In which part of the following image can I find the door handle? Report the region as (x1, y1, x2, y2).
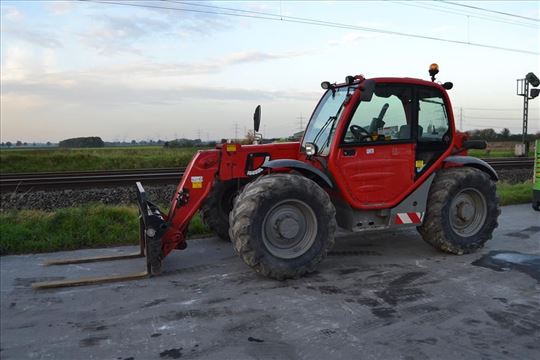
(343, 149, 356, 156)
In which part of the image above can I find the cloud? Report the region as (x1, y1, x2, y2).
(45, 1, 74, 15)
(80, 15, 172, 55)
(1, 26, 62, 48)
(327, 27, 387, 47)
(79, 2, 234, 55)
(2, 5, 23, 21)
(56, 49, 311, 78)
(0, 46, 58, 81)
(222, 51, 296, 65)
(138, 0, 233, 35)
(2, 73, 318, 106)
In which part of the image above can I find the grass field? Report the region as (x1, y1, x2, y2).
(0, 146, 204, 173)
(0, 204, 210, 255)
(0, 182, 534, 255)
(497, 181, 533, 206)
(1, 141, 530, 174)
(468, 149, 514, 158)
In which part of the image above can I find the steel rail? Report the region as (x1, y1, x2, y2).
(0, 167, 185, 179)
(0, 158, 533, 193)
(0, 168, 185, 192)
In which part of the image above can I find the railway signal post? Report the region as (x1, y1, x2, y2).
(516, 72, 540, 157)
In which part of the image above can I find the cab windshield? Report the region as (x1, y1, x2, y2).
(302, 85, 357, 156)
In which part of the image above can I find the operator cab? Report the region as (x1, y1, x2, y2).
(301, 65, 455, 207)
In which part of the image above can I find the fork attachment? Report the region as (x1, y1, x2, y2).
(32, 182, 168, 289)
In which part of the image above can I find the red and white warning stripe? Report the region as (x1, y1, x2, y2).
(395, 212, 424, 225)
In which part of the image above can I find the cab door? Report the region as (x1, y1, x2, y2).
(415, 86, 452, 177)
(331, 84, 415, 208)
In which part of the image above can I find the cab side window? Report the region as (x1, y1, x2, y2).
(343, 85, 413, 143)
(418, 88, 449, 142)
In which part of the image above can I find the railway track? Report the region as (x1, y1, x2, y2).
(0, 168, 186, 192)
(0, 158, 533, 193)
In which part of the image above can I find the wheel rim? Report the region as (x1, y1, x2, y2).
(449, 188, 487, 237)
(262, 199, 318, 259)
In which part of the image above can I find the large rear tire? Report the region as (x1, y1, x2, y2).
(199, 180, 241, 241)
(418, 167, 500, 254)
(229, 173, 336, 280)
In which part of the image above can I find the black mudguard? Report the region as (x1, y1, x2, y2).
(444, 156, 498, 181)
(262, 159, 333, 188)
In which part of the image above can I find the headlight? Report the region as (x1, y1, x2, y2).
(305, 143, 318, 156)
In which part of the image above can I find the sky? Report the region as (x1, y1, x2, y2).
(1, 0, 539, 143)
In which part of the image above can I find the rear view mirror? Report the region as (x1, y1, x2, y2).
(360, 80, 375, 102)
(253, 105, 261, 132)
(463, 140, 487, 150)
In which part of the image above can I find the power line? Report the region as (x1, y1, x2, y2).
(463, 116, 524, 121)
(392, 1, 537, 28)
(453, 107, 540, 112)
(440, 1, 540, 22)
(457, 107, 524, 111)
(462, 122, 538, 130)
(82, 0, 539, 55)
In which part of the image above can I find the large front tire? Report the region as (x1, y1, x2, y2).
(418, 167, 500, 254)
(229, 173, 336, 280)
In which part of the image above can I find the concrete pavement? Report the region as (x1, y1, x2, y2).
(1, 204, 539, 359)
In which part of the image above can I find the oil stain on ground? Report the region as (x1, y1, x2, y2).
(505, 226, 540, 239)
(159, 347, 183, 359)
(472, 251, 540, 282)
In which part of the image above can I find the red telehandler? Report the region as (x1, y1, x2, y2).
(33, 64, 500, 289)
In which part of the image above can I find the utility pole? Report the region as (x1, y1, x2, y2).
(460, 107, 463, 131)
(234, 122, 239, 141)
(516, 72, 540, 156)
(296, 113, 305, 132)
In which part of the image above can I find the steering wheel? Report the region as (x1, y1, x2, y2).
(350, 125, 371, 141)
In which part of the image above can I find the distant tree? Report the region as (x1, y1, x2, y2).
(481, 128, 497, 140)
(241, 130, 256, 145)
(46, 141, 51, 146)
(499, 128, 511, 140)
(58, 136, 104, 148)
(16, 140, 22, 146)
(165, 138, 193, 148)
(131, 140, 137, 144)
(164, 138, 213, 148)
(468, 128, 497, 140)
(6, 141, 12, 147)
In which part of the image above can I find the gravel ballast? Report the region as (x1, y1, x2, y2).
(0, 169, 532, 212)
(1, 185, 177, 212)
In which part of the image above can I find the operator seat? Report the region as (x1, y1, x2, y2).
(398, 125, 411, 139)
(398, 125, 423, 139)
